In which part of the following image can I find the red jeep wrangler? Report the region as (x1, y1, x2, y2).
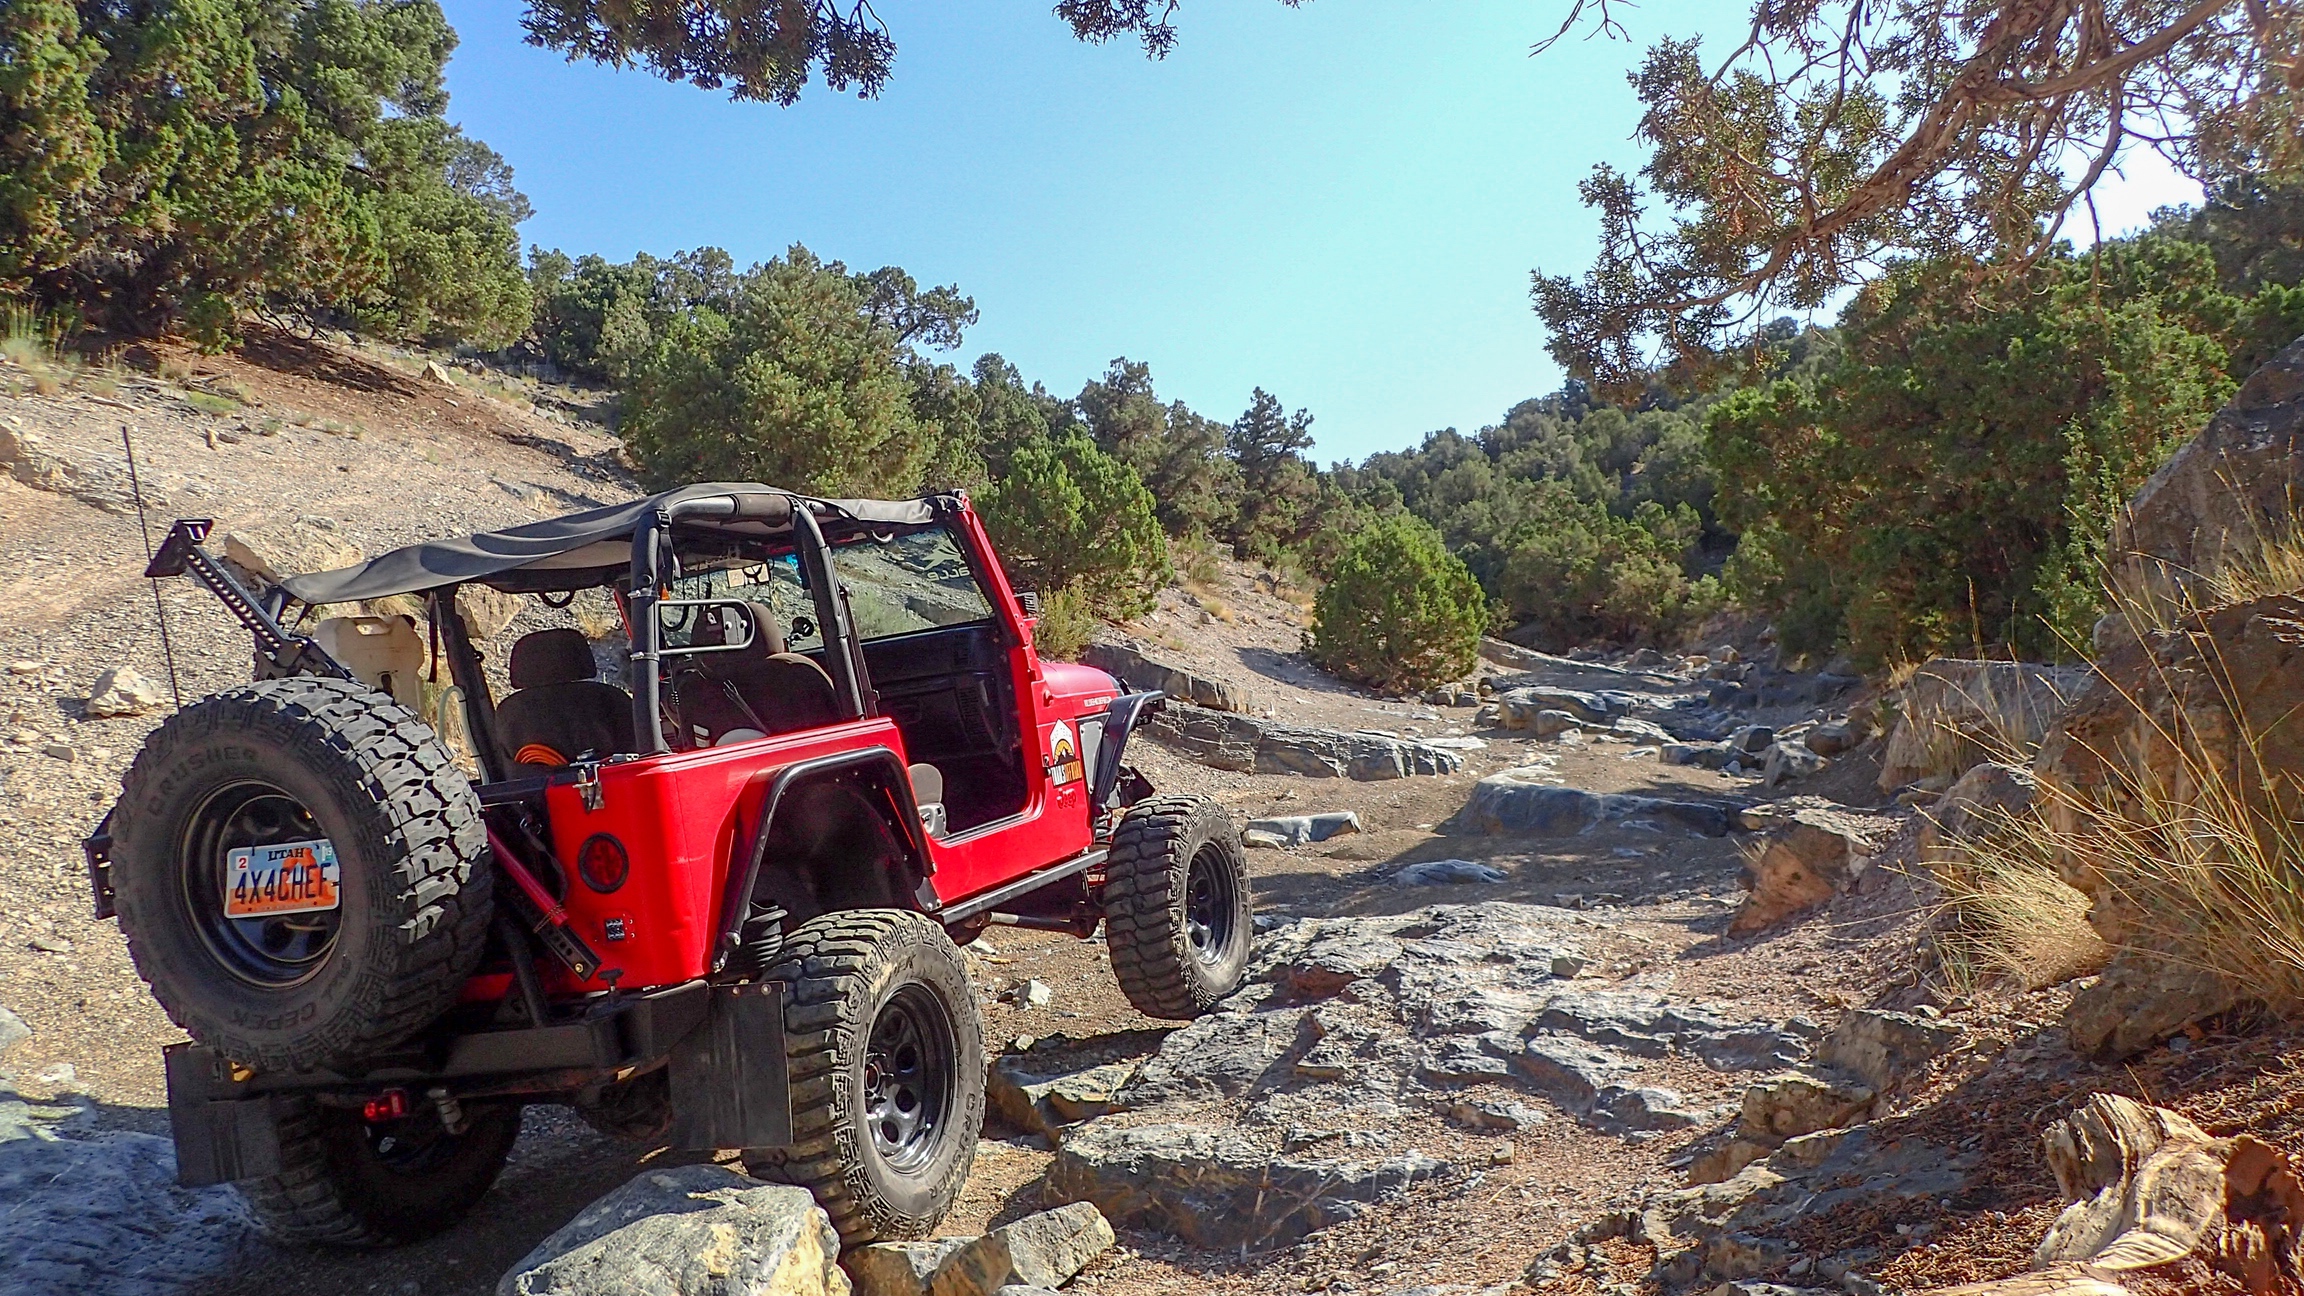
(84, 484, 1251, 1247)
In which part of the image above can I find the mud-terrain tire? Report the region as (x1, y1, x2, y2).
(241, 1096, 521, 1246)
(741, 910, 983, 1245)
(110, 678, 493, 1074)
(1101, 794, 1253, 1019)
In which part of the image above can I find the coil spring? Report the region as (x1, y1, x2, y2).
(733, 904, 788, 979)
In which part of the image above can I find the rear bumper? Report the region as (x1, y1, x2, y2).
(165, 978, 790, 1186)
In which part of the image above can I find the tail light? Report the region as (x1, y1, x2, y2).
(363, 1089, 410, 1123)
(577, 833, 629, 894)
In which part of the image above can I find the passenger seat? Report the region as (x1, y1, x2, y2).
(495, 628, 634, 768)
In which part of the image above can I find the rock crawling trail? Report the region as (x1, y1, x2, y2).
(9, 332, 2288, 1296)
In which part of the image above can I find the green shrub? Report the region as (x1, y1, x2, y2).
(618, 246, 935, 497)
(0, 0, 530, 347)
(1707, 237, 2246, 665)
(976, 432, 1170, 619)
(1028, 585, 1098, 662)
(1308, 514, 1486, 692)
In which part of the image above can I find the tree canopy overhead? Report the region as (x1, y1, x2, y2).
(1530, 0, 2303, 394)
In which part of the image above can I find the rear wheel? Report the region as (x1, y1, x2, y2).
(110, 678, 492, 1073)
(1101, 794, 1254, 1018)
(741, 910, 983, 1245)
(241, 1097, 521, 1247)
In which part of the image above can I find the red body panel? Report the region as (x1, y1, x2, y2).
(521, 497, 1128, 996)
(543, 718, 910, 991)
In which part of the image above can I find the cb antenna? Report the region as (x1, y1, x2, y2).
(121, 424, 183, 709)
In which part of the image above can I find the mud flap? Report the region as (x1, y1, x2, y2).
(165, 1044, 283, 1186)
(667, 982, 793, 1150)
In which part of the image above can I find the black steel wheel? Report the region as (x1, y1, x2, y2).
(178, 783, 342, 987)
(741, 910, 984, 1245)
(1102, 794, 1255, 1019)
(863, 985, 955, 1173)
(1183, 841, 1241, 971)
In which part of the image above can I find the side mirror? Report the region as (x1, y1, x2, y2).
(657, 599, 758, 657)
(1015, 590, 1043, 618)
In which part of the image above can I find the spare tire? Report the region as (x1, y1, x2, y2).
(111, 677, 492, 1073)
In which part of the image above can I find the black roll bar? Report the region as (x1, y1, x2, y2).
(627, 496, 877, 754)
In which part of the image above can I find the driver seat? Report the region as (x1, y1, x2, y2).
(496, 629, 633, 768)
(679, 604, 842, 743)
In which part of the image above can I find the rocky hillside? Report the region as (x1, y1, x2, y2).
(5, 331, 2304, 1296)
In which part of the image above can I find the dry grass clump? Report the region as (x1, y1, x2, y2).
(2031, 717, 2304, 1008)
(2012, 527, 2304, 1011)
(1931, 809, 2110, 994)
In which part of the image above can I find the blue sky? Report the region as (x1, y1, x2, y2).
(434, 0, 2200, 465)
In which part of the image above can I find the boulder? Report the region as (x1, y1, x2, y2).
(218, 519, 363, 593)
(1583, 1124, 1980, 1287)
(1243, 812, 1361, 846)
(84, 666, 166, 718)
(0, 422, 159, 515)
(0, 1116, 253, 1296)
(1730, 807, 1895, 935)
(1149, 705, 1461, 780)
(1760, 741, 1826, 787)
(925, 1203, 1112, 1296)
(1802, 717, 1868, 758)
(2036, 591, 2304, 942)
(845, 1242, 968, 1296)
(1496, 686, 1620, 728)
(1046, 1122, 1443, 1250)
(1390, 858, 1508, 887)
(987, 1057, 1137, 1138)
(1529, 708, 1583, 737)
(1917, 761, 2036, 875)
(2063, 952, 2243, 1060)
(456, 583, 526, 640)
(1455, 768, 1734, 837)
(1879, 659, 2087, 792)
(1738, 1072, 1875, 1142)
(1082, 642, 1254, 714)
(1662, 741, 1732, 769)
(0, 1006, 27, 1057)
(1815, 1009, 1960, 1093)
(497, 1164, 847, 1296)
(2110, 334, 2304, 609)
(1147, 704, 1260, 771)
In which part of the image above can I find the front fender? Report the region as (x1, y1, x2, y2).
(1091, 691, 1166, 812)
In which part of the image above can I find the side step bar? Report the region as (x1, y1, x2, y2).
(938, 847, 1108, 925)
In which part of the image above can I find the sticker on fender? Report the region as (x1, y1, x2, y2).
(1048, 720, 1084, 786)
(224, 838, 341, 917)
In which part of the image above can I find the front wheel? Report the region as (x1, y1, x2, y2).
(1101, 794, 1254, 1019)
(741, 911, 984, 1245)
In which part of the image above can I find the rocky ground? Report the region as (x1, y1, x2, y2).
(5, 329, 2300, 1296)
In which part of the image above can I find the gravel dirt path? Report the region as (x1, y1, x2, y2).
(0, 332, 1991, 1296)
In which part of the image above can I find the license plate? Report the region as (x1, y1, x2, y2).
(225, 838, 341, 918)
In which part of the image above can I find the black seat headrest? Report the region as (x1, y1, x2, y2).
(510, 628, 595, 689)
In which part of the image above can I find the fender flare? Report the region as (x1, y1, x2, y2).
(1091, 690, 1166, 812)
(713, 748, 935, 973)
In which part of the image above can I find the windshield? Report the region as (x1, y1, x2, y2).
(828, 525, 994, 641)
